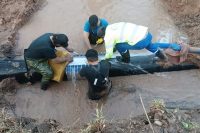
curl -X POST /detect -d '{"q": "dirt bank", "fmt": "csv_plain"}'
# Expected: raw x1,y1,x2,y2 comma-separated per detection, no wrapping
163,0,200,47
0,0,43,57
74,107,200,133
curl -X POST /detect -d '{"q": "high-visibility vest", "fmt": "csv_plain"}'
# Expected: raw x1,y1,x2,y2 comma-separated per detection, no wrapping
105,22,148,59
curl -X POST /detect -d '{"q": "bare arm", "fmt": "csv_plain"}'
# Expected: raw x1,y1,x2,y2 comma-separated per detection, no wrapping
83,31,92,49
65,47,74,52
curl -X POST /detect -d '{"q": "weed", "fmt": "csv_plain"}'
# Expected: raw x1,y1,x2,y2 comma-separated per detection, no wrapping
0,108,31,133
81,105,106,133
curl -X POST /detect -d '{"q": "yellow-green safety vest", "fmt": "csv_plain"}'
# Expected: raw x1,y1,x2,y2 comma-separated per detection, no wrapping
105,22,148,59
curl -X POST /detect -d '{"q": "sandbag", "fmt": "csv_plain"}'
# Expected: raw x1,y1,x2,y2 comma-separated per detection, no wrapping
49,50,69,82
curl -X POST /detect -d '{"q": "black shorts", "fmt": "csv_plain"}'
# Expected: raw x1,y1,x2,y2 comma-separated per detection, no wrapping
88,33,98,45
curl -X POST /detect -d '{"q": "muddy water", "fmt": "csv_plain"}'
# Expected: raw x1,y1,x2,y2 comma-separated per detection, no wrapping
16,0,178,54
15,0,197,127
16,70,200,126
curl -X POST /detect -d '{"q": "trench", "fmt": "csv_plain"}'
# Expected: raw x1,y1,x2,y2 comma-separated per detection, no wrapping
14,0,200,127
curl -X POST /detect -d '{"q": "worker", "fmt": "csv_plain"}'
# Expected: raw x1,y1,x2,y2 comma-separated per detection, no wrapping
83,15,109,49
24,33,73,90
97,22,182,63
79,49,112,100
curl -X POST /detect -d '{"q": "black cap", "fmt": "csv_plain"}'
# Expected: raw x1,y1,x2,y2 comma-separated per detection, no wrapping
89,15,98,29
85,49,98,59
53,34,68,47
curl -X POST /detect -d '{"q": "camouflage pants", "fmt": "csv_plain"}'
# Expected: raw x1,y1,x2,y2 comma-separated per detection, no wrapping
25,58,53,83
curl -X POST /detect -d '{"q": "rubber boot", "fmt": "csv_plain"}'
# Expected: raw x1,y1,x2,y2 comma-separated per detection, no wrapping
41,81,49,91
116,50,130,63
155,49,168,61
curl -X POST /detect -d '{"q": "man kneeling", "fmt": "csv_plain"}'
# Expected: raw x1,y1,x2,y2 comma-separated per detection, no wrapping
79,49,112,100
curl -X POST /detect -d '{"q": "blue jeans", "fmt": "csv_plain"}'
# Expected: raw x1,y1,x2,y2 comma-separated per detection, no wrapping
115,32,181,54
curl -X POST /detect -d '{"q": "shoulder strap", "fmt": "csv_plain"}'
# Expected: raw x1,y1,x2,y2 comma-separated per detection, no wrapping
92,63,108,80
91,63,108,85
91,63,100,72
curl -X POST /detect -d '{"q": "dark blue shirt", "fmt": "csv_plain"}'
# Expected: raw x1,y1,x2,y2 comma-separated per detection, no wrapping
25,33,56,59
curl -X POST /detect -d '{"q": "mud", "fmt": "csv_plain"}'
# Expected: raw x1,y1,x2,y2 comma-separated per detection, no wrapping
1,0,200,132
15,70,200,128
16,0,178,55
0,0,43,57
163,0,200,47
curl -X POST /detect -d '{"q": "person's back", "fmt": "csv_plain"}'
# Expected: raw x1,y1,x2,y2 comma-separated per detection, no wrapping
24,33,73,90
79,49,112,100
105,22,148,45
97,22,178,63
25,33,56,60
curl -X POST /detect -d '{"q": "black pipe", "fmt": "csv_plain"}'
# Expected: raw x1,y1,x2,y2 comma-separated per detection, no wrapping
0,55,199,82
109,55,199,76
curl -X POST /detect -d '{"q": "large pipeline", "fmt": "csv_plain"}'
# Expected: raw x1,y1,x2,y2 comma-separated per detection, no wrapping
0,53,198,82
66,53,199,79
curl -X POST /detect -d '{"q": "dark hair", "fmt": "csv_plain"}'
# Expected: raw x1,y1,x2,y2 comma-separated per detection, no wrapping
85,49,98,62
97,26,106,37
52,34,68,47
89,15,98,28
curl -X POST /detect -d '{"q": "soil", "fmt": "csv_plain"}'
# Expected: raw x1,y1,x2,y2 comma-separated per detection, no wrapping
1,0,200,133
163,0,200,47
0,0,43,58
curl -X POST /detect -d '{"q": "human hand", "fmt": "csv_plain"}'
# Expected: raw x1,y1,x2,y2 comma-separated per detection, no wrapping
64,54,73,62
96,38,104,45
66,47,74,52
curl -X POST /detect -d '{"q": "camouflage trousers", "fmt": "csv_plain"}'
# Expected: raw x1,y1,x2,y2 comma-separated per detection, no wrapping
25,58,53,83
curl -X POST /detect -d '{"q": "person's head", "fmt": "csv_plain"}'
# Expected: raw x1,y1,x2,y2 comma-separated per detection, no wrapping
52,34,68,48
85,49,98,63
97,26,106,38
89,15,99,29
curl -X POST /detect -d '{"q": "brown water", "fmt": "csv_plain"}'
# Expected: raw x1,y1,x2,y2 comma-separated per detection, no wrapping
15,0,199,127
16,70,200,127
16,0,178,54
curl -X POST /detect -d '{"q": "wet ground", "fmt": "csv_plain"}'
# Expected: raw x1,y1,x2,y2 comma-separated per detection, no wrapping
16,0,178,54
11,0,200,129
15,70,200,127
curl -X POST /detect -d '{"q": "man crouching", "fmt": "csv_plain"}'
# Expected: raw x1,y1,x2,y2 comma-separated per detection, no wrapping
79,49,112,100
24,33,73,90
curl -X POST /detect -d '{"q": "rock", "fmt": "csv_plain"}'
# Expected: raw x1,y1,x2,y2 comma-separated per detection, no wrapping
154,120,163,126
0,78,16,93
0,18,4,25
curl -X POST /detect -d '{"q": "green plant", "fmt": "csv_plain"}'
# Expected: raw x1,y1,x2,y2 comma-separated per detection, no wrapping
181,121,200,130
81,105,106,133
150,99,166,110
